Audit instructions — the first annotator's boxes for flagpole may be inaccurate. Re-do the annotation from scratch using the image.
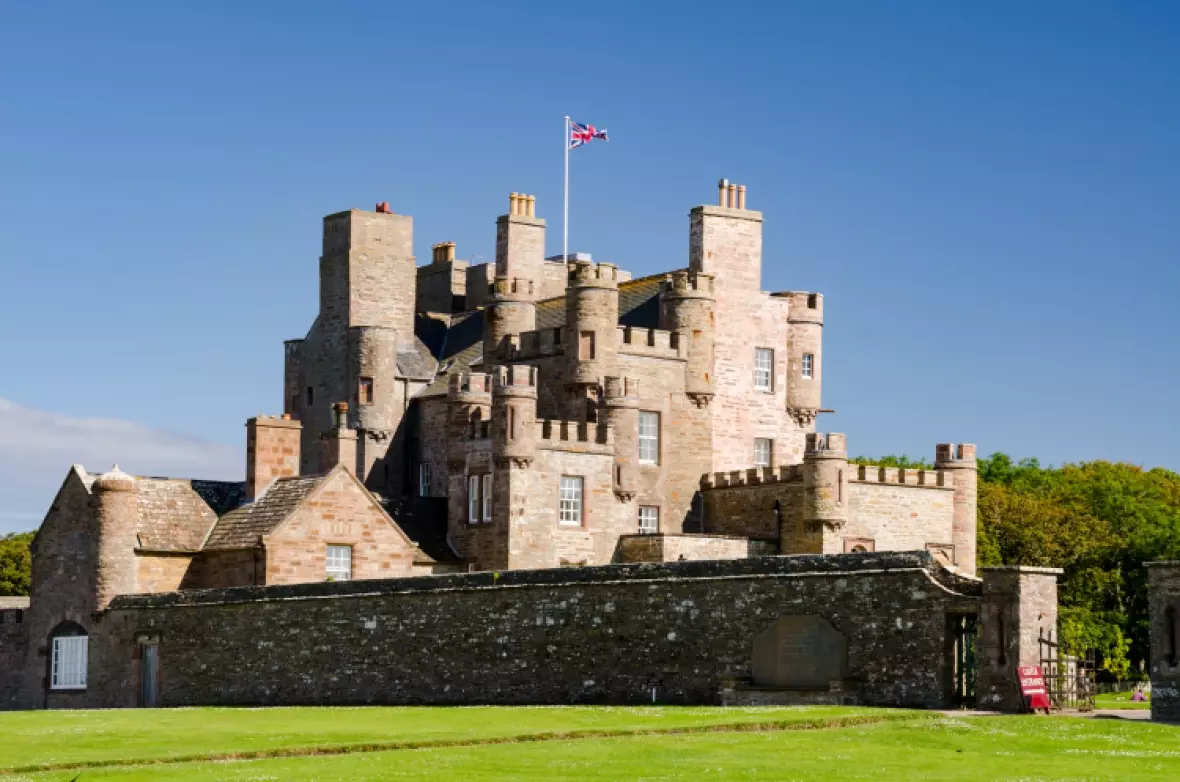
[563,115,570,263]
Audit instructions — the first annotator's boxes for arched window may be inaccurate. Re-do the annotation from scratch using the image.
[49,621,88,690]
[850,545,868,553]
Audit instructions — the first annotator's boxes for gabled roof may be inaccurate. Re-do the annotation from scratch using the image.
[202,474,322,551]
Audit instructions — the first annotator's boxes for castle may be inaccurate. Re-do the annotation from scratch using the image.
[2,180,1012,712]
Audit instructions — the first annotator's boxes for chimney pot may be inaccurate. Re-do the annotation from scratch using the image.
[727,183,737,208]
[737,184,746,209]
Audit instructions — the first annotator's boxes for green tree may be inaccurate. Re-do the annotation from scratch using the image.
[0,532,33,596]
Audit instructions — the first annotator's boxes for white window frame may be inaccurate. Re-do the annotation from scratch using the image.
[418,462,431,497]
[754,348,773,391]
[754,438,773,468]
[559,476,584,526]
[468,475,480,523]
[638,506,659,534]
[802,352,814,379]
[638,411,660,465]
[50,635,88,690]
[326,544,352,581]
[481,473,493,522]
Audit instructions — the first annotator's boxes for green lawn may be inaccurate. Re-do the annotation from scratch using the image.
[4,706,1177,781]
[1095,691,1152,710]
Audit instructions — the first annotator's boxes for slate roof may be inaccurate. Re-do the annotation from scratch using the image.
[134,479,242,552]
[382,496,459,565]
[202,475,323,551]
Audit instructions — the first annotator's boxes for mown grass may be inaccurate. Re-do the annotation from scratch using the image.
[11,712,1180,781]
[1095,691,1152,710]
[0,705,915,774]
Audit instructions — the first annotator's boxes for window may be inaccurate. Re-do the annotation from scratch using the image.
[754,438,773,468]
[418,463,430,497]
[51,634,88,690]
[306,386,315,405]
[638,411,660,464]
[754,348,773,391]
[481,473,493,522]
[579,330,596,360]
[638,506,659,534]
[802,353,814,379]
[358,376,374,405]
[468,475,480,522]
[326,545,352,581]
[559,476,584,526]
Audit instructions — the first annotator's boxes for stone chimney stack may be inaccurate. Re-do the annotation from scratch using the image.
[246,414,302,501]
[320,402,358,475]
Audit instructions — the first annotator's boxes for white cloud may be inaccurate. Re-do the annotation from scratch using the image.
[0,399,241,533]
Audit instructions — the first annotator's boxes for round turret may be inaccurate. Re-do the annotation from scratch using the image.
[786,292,824,426]
[602,376,640,500]
[803,433,848,530]
[484,277,536,367]
[93,465,137,494]
[661,271,716,403]
[564,261,619,388]
[92,464,139,610]
[492,364,538,467]
[935,443,979,575]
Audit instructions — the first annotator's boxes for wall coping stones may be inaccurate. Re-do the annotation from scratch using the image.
[980,565,1064,575]
[1146,561,1180,568]
[108,550,981,611]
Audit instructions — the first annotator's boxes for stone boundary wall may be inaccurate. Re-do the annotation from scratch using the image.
[78,552,982,710]
[1147,562,1180,722]
[0,612,28,710]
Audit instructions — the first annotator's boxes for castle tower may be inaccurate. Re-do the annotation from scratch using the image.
[802,432,848,553]
[935,443,979,575]
[602,376,640,500]
[92,465,139,610]
[483,276,536,366]
[484,193,544,365]
[564,260,620,392]
[348,325,399,484]
[319,402,358,475]
[785,292,823,427]
[320,208,416,341]
[660,270,716,406]
[492,364,538,468]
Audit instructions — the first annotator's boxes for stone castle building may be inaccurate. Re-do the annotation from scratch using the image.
[2,179,1009,712]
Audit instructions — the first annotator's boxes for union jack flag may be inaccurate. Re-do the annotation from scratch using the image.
[569,120,609,149]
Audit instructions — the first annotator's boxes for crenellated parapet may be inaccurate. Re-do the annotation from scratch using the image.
[568,259,620,289]
[617,326,685,360]
[700,464,804,490]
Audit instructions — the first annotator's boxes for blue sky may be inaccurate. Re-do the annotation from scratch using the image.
[1,2,1177,532]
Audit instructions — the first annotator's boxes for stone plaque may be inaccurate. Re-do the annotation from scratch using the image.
[751,615,848,689]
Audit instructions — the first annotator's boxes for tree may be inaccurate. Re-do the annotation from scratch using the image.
[0,532,33,596]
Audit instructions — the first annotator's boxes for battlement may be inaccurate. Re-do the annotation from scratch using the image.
[935,443,978,464]
[617,326,685,359]
[568,260,619,287]
[852,464,952,489]
[447,372,491,397]
[805,432,847,454]
[700,465,804,489]
[777,291,824,324]
[490,276,535,300]
[537,419,613,449]
[603,376,640,401]
[660,270,716,297]
[506,329,564,360]
[493,363,538,393]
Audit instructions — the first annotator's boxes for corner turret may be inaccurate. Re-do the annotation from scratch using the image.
[935,443,978,575]
[564,260,620,392]
[602,376,640,500]
[785,291,824,427]
[660,270,716,406]
[802,432,848,543]
[92,465,139,610]
[492,364,538,468]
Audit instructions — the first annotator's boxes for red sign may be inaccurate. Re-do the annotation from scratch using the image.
[1018,665,1052,711]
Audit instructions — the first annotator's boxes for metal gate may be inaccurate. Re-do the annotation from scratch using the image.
[140,643,158,708]
[950,614,977,707]
[1038,628,1095,711]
